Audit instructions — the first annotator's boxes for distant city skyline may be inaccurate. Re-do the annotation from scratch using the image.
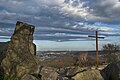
[0,0,120,51]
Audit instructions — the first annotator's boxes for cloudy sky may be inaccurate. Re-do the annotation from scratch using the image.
[0,0,120,51]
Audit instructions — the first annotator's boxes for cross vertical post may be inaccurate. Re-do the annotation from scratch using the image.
[96,31,98,67]
[88,31,104,68]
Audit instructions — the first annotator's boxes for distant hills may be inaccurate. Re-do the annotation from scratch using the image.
[37,50,102,59]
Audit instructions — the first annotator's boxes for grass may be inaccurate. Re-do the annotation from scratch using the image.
[0,73,20,80]
[4,75,20,80]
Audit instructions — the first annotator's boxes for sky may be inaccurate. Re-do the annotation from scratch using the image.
[0,0,120,51]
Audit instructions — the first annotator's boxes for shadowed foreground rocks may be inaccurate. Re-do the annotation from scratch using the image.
[101,61,120,80]
[1,21,40,79]
[0,42,9,64]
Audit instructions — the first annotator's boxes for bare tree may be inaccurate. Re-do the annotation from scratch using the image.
[101,43,120,63]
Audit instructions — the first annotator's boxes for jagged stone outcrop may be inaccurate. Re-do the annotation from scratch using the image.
[1,21,40,78]
[101,61,120,80]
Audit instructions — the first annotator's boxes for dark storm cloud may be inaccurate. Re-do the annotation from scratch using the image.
[84,0,120,24]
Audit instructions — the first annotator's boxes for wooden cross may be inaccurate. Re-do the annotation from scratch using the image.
[88,31,104,67]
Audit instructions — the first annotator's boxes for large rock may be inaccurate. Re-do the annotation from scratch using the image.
[57,66,104,80]
[72,69,104,80]
[1,21,40,77]
[21,74,39,80]
[40,66,59,80]
[57,67,77,80]
[66,66,87,77]
[101,61,120,80]
[57,66,87,79]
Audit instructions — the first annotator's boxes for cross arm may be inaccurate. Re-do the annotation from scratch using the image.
[88,36,104,39]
